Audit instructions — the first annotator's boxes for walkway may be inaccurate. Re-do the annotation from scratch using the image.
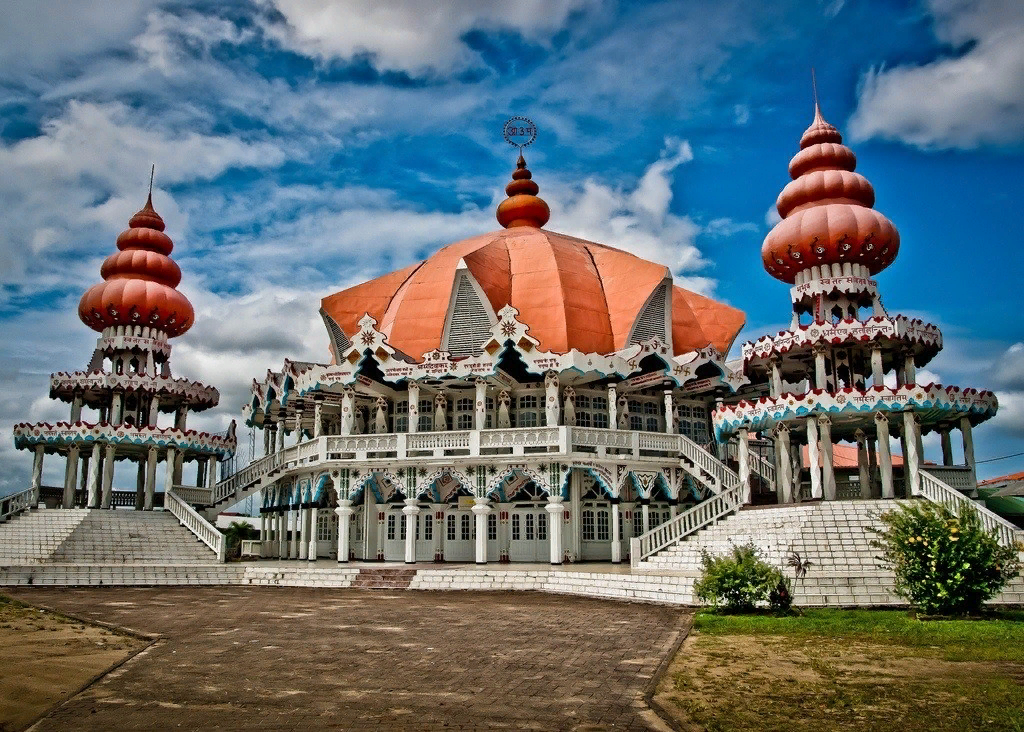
[8,586,690,731]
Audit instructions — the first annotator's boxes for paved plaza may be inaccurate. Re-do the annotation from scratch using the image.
[8,586,690,731]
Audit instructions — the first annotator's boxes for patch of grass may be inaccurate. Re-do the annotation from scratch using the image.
[694,608,1024,663]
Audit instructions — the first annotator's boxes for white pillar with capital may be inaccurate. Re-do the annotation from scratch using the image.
[86,443,102,508]
[335,500,353,562]
[663,390,675,434]
[544,371,560,427]
[163,447,176,502]
[545,495,564,564]
[818,416,836,500]
[806,419,822,500]
[875,413,894,499]
[610,500,622,563]
[341,389,355,436]
[472,497,490,564]
[903,411,922,495]
[737,428,751,504]
[30,445,44,506]
[407,383,419,433]
[775,423,792,504]
[403,498,420,564]
[855,428,871,499]
[475,380,487,431]
[960,415,976,479]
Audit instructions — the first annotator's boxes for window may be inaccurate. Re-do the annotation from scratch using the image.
[519,395,538,409]
[486,397,494,410]
[596,510,609,541]
[643,401,659,415]
[525,513,535,541]
[630,415,643,431]
[457,413,473,430]
[537,512,547,540]
[395,416,408,433]
[487,514,497,540]
[592,396,607,412]
[512,514,521,540]
[628,399,642,413]
[576,395,591,410]
[518,412,538,427]
[617,510,623,540]
[423,514,433,541]
[576,411,591,427]
[400,514,407,541]
[485,414,493,428]
[418,415,433,432]
[447,514,456,541]
[582,509,595,541]
[646,417,660,432]
[387,514,396,540]
[456,398,473,412]
[461,514,471,541]
[632,509,643,537]
[593,413,609,429]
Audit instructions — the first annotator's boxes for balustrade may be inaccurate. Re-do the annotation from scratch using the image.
[166,489,226,562]
[917,471,1021,549]
[631,484,743,569]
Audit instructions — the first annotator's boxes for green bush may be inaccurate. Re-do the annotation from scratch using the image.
[871,502,1022,615]
[694,542,790,613]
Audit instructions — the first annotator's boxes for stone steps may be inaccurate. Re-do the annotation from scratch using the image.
[350,567,418,589]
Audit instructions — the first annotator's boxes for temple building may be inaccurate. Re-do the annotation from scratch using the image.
[11,187,236,516]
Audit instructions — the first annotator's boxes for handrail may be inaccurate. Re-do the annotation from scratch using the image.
[172,485,213,506]
[917,471,1022,549]
[678,433,738,494]
[726,440,776,486]
[213,451,281,504]
[630,482,743,569]
[166,489,226,562]
[0,487,34,522]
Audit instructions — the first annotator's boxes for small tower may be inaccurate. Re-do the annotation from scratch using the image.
[714,98,997,504]
[13,183,236,510]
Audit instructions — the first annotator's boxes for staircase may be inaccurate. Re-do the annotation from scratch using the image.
[350,567,418,589]
[0,509,220,565]
[0,509,91,564]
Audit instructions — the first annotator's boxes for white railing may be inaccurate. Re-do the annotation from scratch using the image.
[922,465,976,493]
[172,485,213,505]
[166,489,226,562]
[0,487,34,522]
[678,433,738,493]
[480,426,563,453]
[630,483,743,569]
[407,430,472,451]
[917,471,1022,549]
[324,434,398,457]
[213,451,281,504]
[569,427,634,455]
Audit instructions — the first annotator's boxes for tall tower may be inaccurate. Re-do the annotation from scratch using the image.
[713,100,997,504]
[13,186,236,509]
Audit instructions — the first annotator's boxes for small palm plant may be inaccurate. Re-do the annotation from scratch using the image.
[785,549,814,604]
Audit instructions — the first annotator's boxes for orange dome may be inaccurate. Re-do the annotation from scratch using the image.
[78,193,195,337]
[763,105,900,283]
[322,227,744,361]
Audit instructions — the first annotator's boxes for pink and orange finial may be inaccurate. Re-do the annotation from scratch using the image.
[496,116,549,229]
[761,77,900,283]
[78,167,195,337]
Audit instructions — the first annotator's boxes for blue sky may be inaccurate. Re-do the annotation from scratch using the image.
[1,0,1022,494]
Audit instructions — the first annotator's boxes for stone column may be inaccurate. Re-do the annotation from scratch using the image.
[163,447,176,503]
[341,389,355,436]
[806,420,822,500]
[63,445,80,508]
[664,390,675,434]
[607,385,617,429]
[432,504,445,562]
[30,445,44,506]
[610,499,622,564]
[196,460,206,490]
[335,500,353,562]
[276,415,286,452]
[544,372,560,427]
[775,423,792,504]
[206,456,217,494]
[737,428,751,504]
[294,408,304,445]
[403,498,420,564]
[263,427,271,456]
[86,442,102,508]
[818,416,836,500]
[870,347,884,386]
[855,429,871,499]
[475,380,487,431]
[903,353,916,384]
[289,503,300,559]
[960,416,976,472]
[298,503,309,561]
[940,428,954,466]
[770,357,784,397]
[143,447,157,510]
[641,501,651,534]
[407,383,420,433]
[149,395,160,427]
[875,413,894,499]
[472,497,490,564]
[278,506,288,559]
[545,495,563,565]
[814,345,828,390]
[70,393,83,423]
[903,411,922,496]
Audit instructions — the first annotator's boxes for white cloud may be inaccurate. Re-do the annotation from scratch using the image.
[133,10,256,74]
[733,104,751,125]
[259,0,598,74]
[849,0,1024,148]
[704,217,759,238]
[765,205,782,227]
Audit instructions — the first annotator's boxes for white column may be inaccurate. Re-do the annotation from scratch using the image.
[294,409,304,445]
[63,445,80,508]
[278,505,288,559]
[875,413,894,499]
[607,385,617,429]
[86,442,102,508]
[545,496,563,564]
[544,372,560,427]
[641,502,651,534]
[475,380,487,431]
[407,383,419,434]
[610,500,622,563]
[903,411,922,495]
[341,389,355,435]
[276,416,286,452]
[298,504,309,560]
[855,428,871,499]
[770,358,784,397]
[814,346,828,390]
[432,504,445,562]
[175,406,188,431]
[313,400,323,439]
[335,500,353,562]
[163,448,176,503]
[904,353,917,384]
[870,347,884,386]
[149,395,161,427]
[737,428,751,504]
[806,420,822,500]
[70,393,83,423]
[664,390,675,434]
[289,505,300,559]
[818,416,835,500]
[960,416,976,470]
[472,497,490,564]
[403,498,420,564]
[30,445,44,506]
[143,447,157,510]
[206,456,217,494]
[775,424,792,504]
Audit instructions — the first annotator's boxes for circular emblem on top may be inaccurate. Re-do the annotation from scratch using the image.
[503,116,537,149]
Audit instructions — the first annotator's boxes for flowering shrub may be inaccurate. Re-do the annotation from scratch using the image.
[694,542,790,612]
[871,502,1022,615]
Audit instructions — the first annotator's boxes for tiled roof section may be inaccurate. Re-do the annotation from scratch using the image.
[320,227,746,361]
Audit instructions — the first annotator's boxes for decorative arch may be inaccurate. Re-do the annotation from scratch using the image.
[561,464,616,499]
[424,467,474,502]
[486,463,554,499]
[311,472,331,502]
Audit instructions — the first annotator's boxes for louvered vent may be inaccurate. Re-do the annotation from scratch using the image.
[443,272,493,356]
[320,309,352,361]
[629,282,669,345]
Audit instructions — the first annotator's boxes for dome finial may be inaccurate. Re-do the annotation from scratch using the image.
[146,163,155,209]
[129,165,165,231]
[496,152,550,229]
